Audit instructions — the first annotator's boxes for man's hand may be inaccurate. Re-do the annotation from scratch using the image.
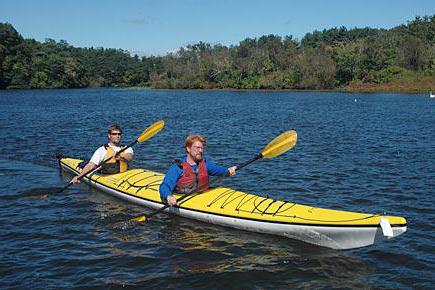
[167,194,179,206]
[116,152,133,162]
[71,176,81,184]
[228,166,237,176]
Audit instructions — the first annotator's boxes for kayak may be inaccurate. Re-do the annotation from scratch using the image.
[58,157,407,250]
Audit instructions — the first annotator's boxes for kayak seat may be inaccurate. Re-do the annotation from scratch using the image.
[78,161,87,169]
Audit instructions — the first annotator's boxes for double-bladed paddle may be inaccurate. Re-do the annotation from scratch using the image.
[130,130,297,223]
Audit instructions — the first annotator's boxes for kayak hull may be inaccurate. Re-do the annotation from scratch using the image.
[59,157,407,250]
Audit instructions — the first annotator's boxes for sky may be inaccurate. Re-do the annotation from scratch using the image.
[1,0,434,56]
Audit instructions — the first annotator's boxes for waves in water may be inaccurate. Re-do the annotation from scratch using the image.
[0,89,434,288]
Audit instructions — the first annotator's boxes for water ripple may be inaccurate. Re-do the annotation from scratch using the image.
[0,89,434,288]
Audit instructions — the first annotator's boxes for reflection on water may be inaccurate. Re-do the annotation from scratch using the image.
[66,183,375,288]
[151,218,374,288]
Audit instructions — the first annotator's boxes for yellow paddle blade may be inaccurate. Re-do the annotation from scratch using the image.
[129,215,147,223]
[137,120,165,143]
[261,130,297,158]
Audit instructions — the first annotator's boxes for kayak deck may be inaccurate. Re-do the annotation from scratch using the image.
[59,157,407,249]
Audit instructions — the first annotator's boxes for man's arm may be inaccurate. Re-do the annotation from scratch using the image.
[118,152,134,162]
[71,162,97,184]
[206,160,237,176]
[159,164,182,206]
[71,147,105,184]
[118,147,134,162]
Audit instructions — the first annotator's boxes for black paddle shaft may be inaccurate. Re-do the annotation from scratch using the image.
[95,140,137,169]
[235,153,263,171]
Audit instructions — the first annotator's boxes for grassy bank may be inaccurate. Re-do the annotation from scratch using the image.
[342,82,435,93]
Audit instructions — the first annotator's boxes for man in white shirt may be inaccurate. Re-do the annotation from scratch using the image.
[71,123,134,184]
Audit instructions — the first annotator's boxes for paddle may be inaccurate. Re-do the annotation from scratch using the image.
[130,130,297,223]
[53,120,165,195]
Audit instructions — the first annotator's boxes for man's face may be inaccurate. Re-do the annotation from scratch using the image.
[108,130,122,145]
[187,140,205,162]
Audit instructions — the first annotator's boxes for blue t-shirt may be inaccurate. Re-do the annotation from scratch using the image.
[159,157,228,201]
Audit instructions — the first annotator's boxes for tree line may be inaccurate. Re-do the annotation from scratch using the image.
[0,16,433,90]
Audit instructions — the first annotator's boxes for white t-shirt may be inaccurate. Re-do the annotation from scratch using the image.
[90,144,134,166]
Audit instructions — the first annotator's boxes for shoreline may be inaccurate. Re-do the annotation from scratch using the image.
[129,82,435,94]
[1,82,434,94]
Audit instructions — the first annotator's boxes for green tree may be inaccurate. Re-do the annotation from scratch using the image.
[296,46,336,89]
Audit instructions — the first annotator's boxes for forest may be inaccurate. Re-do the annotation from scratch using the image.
[0,16,434,92]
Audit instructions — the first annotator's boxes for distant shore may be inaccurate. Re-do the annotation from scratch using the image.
[127,81,435,94]
[2,17,434,92]
[1,82,433,94]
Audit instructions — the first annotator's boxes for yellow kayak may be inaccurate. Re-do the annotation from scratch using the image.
[59,157,407,250]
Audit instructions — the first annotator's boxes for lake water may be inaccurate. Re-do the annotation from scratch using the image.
[0,88,434,289]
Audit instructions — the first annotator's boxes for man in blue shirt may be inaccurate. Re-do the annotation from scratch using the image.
[160,134,237,206]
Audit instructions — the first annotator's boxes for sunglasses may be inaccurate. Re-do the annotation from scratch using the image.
[110,132,122,136]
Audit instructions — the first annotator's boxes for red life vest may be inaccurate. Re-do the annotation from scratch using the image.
[175,159,209,194]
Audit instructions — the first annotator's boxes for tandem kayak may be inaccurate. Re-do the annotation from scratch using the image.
[58,157,407,250]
